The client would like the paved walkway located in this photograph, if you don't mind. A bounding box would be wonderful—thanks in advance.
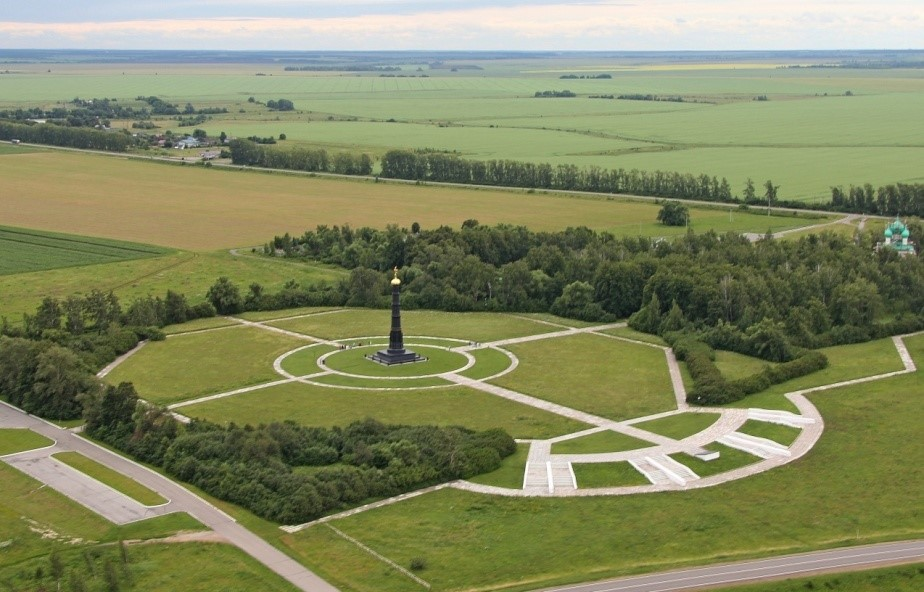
[0,402,338,592]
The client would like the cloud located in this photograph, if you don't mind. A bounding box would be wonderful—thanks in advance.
[0,1,921,50]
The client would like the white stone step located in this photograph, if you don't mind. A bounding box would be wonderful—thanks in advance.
[549,462,576,491]
[648,454,699,484]
[748,408,815,428]
[522,461,551,490]
[628,458,673,486]
[718,432,791,459]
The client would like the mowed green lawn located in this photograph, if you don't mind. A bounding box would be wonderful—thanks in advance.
[493,333,676,421]
[104,325,305,405]
[284,368,924,592]
[0,428,53,455]
[180,382,588,440]
[267,309,558,342]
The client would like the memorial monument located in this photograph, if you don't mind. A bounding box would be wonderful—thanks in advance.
[369,267,426,365]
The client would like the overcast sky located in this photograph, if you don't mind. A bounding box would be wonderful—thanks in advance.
[1,0,921,51]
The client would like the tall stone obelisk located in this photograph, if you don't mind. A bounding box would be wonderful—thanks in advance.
[370,267,425,365]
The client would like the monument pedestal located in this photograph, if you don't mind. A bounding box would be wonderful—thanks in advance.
[369,348,426,365]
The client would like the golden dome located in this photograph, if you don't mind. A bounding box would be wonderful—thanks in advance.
[391,266,401,285]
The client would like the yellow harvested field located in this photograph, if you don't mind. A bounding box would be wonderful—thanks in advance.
[0,151,666,251]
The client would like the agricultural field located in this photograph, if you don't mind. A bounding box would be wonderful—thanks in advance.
[0,225,169,275]
[2,55,922,200]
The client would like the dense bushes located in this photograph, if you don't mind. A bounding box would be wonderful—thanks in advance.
[84,383,516,524]
[668,331,829,406]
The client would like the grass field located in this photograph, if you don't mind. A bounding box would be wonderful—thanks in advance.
[551,430,651,455]
[0,249,345,324]
[53,451,167,506]
[0,461,202,566]
[104,325,305,404]
[466,443,529,489]
[0,428,53,455]
[726,337,907,410]
[284,368,924,591]
[0,541,301,592]
[714,351,775,381]
[735,420,802,446]
[631,412,722,440]
[180,382,588,439]
[573,462,652,488]
[0,225,169,275]
[267,309,557,342]
[493,333,675,421]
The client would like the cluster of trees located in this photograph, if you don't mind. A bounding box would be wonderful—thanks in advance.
[618,94,687,103]
[657,201,690,226]
[84,383,515,523]
[0,98,145,128]
[284,65,401,72]
[0,121,132,151]
[830,183,924,217]
[560,74,612,79]
[264,220,924,342]
[228,138,374,174]
[266,99,295,111]
[534,90,576,98]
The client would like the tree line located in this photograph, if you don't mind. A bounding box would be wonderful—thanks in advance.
[264,220,924,347]
[228,138,373,174]
[0,121,132,151]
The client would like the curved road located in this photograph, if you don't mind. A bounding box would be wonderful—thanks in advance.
[531,540,924,592]
[0,402,338,592]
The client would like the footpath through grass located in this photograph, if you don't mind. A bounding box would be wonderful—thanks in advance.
[53,451,167,506]
[285,367,924,592]
[182,382,588,440]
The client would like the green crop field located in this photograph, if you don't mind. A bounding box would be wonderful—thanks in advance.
[3,58,921,200]
[0,225,169,275]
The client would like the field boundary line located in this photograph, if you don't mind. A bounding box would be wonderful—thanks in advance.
[324,524,431,589]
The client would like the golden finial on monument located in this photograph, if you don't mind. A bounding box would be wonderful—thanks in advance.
[391,265,401,286]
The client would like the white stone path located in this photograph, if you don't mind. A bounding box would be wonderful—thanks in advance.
[100,311,921,525]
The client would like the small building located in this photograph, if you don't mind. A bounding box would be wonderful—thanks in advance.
[199,150,221,161]
[174,136,201,150]
[880,217,916,256]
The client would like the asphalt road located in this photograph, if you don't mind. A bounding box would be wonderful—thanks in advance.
[0,402,339,592]
[531,540,924,592]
